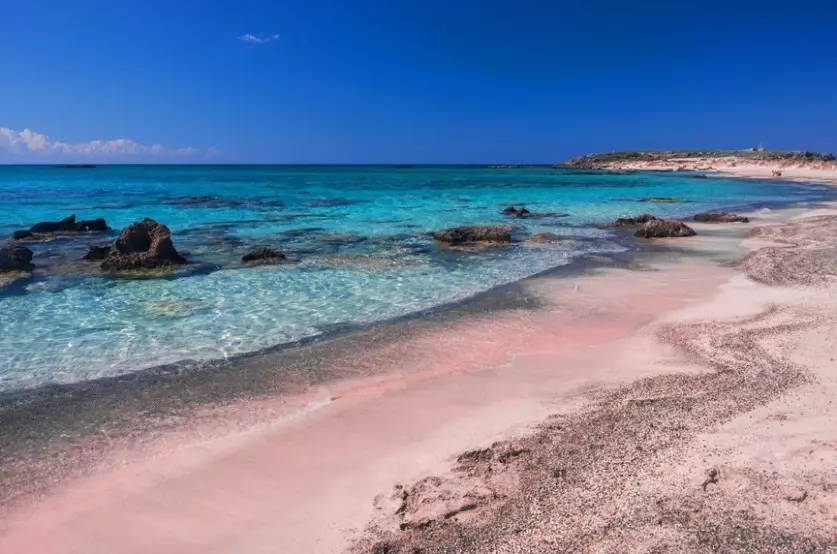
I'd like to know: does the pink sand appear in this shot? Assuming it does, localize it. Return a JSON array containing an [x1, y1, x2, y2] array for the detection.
[[0, 259, 733, 554]]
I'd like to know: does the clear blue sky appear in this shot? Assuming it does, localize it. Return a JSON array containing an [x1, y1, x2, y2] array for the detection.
[[1, 0, 835, 163]]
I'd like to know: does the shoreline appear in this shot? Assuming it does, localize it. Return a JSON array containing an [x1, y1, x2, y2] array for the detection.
[[0, 196, 785, 497], [559, 155, 837, 183], [2, 198, 837, 551]]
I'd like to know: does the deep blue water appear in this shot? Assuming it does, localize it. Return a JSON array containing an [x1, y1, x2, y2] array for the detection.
[[0, 165, 833, 391]]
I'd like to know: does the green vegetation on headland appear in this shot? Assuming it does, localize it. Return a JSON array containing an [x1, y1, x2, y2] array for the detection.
[[556, 149, 836, 169]]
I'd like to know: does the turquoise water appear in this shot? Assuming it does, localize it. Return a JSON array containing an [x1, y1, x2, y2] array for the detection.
[[0, 165, 833, 391]]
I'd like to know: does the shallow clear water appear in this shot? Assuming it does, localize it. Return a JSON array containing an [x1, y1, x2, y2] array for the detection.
[[0, 165, 833, 391]]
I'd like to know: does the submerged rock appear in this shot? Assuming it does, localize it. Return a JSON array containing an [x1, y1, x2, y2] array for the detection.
[[611, 214, 657, 227], [529, 232, 560, 241], [11, 230, 35, 241], [242, 247, 286, 264], [640, 197, 681, 203], [0, 245, 35, 271], [693, 212, 750, 223], [83, 245, 112, 261], [314, 254, 404, 268], [143, 298, 211, 318], [634, 219, 697, 238], [101, 219, 187, 271], [165, 195, 217, 205], [433, 225, 511, 246]]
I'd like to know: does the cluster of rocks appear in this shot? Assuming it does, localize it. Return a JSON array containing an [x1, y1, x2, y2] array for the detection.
[[1, 215, 296, 279], [1, 207, 752, 280], [608, 210, 748, 239], [11, 215, 110, 241]]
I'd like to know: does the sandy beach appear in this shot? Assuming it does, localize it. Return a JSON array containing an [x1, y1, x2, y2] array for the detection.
[[595, 157, 837, 184], [2, 202, 837, 553]]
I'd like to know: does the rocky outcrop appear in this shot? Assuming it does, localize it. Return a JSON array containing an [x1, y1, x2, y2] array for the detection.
[[83, 245, 112, 261], [15, 215, 110, 239], [0, 245, 34, 272], [611, 214, 657, 227], [242, 247, 286, 263], [433, 226, 511, 246], [693, 212, 750, 223], [634, 219, 697, 238], [101, 219, 187, 271]]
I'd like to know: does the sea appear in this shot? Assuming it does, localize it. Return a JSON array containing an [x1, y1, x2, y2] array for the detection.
[[1, 165, 834, 392]]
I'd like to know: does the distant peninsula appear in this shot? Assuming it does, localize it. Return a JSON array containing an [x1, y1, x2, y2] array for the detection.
[[555, 149, 837, 181]]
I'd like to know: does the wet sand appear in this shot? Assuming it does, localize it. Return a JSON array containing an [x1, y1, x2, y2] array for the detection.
[[2, 207, 837, 553]]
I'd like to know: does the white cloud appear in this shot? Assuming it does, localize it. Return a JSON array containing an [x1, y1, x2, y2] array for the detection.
[[239, 33, 280, 44], [0, 127, 214, 161]]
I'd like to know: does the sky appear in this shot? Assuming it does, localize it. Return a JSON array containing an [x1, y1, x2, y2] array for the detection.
[[1, 0, 835, 164]]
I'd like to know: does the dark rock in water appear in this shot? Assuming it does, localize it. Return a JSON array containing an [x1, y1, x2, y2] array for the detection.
[[0, 245, 34, 271], [83, 245, 112, 261], [640, 197, 681, 203], [501, 206, 563, 219], [29, 215, 79, 234], [27, 215, 110, 235], [612, 214, 657, 227], [693, 174, 708, 179], [693, 212, 750, 223], [242, 247, 286, 263], [77, 218, 109, 232], [180, 196, 217, 205], [433, 225, 511, 246], [303, 198, 360, 208], [163, 196, 226, 207], [634, 219, 697, 238], [525, 211, 569, 219], [11, 230, 34, 241], [318, 234, 368, 246], [101, 219, 187, 271]]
